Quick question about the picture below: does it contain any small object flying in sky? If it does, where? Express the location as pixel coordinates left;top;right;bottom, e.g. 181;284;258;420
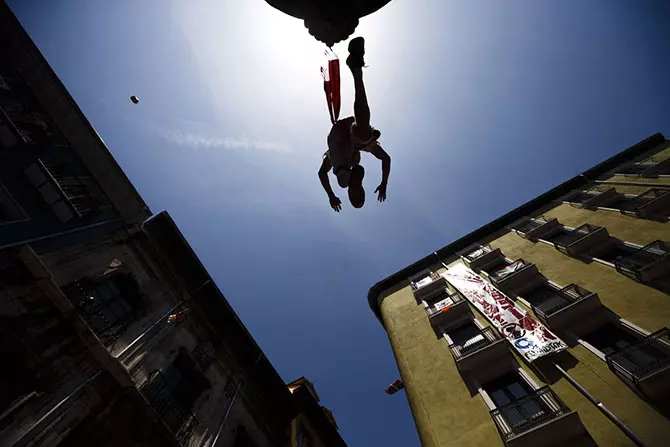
130;95;139;104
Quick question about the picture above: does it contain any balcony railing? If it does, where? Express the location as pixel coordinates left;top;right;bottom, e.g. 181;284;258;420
619;189;670;218
606;328;670;384
512;218;561;241
464;246;505;272
141;371;200;445
532;284;594;319
411;272;447;301
513;219;544;234
466;246;492;261
490;260;528;282
411;272;441;291
550;225;593;246
490;386;571;443
426;293;464;317
614;240;670;282
567;187;619;209
550;224;607;257
448;327;500;361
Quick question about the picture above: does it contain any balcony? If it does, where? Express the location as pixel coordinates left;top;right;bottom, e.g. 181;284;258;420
614;240;670;283
621;156;670;178
531;285;601;331
490;387;586;447
425;292;470;332
488;260;544;297
410;272;447;301
25;159;100;222
448;327;508;374
513;218;561;242
606;328;670;400
567;187;620;210
463;245;504;272
618;189;670;219
549;224;609;257
141;371;200;445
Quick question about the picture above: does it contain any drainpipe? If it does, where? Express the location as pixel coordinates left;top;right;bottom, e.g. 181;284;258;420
209;381;241;447
553;363;646;447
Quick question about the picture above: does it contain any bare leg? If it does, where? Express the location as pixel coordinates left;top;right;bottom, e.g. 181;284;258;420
351;67;371;138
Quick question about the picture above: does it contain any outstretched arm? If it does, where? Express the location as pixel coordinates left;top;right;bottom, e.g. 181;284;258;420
372;145;391;202
318;154;342;212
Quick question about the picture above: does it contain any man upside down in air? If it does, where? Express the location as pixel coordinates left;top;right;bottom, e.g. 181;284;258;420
318;37;391;212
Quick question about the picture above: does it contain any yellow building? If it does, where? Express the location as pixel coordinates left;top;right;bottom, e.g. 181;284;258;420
368;133;670;447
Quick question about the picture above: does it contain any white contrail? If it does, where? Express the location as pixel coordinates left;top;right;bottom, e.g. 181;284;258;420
156;127;291;153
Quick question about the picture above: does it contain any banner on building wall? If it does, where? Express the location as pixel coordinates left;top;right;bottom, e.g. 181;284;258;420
442;263;567;362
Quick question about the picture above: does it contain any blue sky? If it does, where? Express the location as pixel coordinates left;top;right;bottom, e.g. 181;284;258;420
9;0;670;445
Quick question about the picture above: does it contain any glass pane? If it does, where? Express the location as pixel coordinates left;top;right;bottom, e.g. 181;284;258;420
490;389;512;407
101;307;118;325
89;314;108;332
507;382;529;400
448;323;481;345
110;300;129;319
97;282;115;301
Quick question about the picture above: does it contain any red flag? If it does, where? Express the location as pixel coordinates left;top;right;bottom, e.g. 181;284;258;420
321;50;341;124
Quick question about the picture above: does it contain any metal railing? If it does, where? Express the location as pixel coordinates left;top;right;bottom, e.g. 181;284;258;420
466;246;492;261
490;386;570;443
448;327;500;361
141;371;199;445
606;328;670;384
532;284;594;319
490;260;528;282
426;293;463;317
566;186;612;207
618;189;669;214
550;224;601;249
410;272;441;291
614;240;668;281
513;219;544;234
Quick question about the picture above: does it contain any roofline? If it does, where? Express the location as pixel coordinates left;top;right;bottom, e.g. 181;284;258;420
367;132;666;327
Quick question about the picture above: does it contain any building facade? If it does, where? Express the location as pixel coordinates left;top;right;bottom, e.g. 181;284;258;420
287;377;346;447
1;3;301;446
0;1;149;253
368;133;670;447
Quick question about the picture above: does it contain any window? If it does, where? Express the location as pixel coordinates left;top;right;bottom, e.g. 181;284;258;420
164;349;211;410
523;284;569;312
448;322;484;347
485;373;545;429
65;274;144;344
446;321;501;360
593;243;639;264
141;350;208;441
0;182;27;224
582;323;640;356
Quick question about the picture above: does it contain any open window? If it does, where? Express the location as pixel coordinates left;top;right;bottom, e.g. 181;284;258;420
64;273;145;345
